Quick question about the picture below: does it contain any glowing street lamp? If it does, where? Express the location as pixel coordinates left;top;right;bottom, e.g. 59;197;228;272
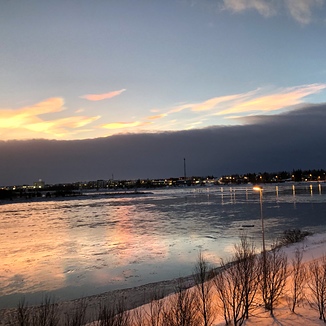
253;185;267;306
253;186;266;254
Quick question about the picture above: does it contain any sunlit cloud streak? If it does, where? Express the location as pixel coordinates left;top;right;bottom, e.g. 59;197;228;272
0;98;65;129
1;84;325;141
186;93;253;112
0;98;100;140
215;83;326;116
101;121;151;130
80;89;126;101
159;84;325;123
222;0;325;24
99;83;325;134
146;114;167;120
75;108;85;113
27;116;100;132
0;98;64;130
165;91;257;117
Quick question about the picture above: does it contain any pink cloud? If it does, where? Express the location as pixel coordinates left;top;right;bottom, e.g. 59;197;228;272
80;89;126;101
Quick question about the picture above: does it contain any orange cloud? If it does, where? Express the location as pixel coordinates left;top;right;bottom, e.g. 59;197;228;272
2;83;325;141
146;114;167;120
167;90;259;115
216;84;326;116
0;98;100;140
80;89;126;101
145;84;326;132
190;93;251;112
27;116;100;133
0;98;65;129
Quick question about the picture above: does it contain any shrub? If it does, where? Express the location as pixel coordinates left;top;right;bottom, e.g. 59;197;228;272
279;229;311;246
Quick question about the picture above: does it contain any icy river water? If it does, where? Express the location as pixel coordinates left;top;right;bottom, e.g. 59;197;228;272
1;183;326;308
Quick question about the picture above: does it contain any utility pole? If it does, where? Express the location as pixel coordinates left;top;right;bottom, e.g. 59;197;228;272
184;158;187;182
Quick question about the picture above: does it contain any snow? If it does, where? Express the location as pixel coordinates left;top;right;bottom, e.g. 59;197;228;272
130;232;326;326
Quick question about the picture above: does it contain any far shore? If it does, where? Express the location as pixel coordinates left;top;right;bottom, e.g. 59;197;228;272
0;189;154;204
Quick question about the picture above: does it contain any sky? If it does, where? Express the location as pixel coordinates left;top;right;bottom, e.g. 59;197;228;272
1;0;326;184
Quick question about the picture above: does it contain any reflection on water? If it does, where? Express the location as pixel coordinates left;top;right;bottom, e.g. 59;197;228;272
0;183;326;308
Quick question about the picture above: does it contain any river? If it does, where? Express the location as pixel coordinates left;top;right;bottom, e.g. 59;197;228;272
0;183;325;308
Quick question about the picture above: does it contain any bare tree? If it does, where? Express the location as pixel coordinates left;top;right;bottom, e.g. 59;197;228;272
288;247;306;313
162;279;199;326
112;299;131;326
30;296;59;326
214;236;259;326
193;251;215;326
131;306;145;326
259;247;287;316
143;290;165;326
8;297;31;326
214;261;245;325
307;256;326;321
233;235;260;319
97;302;116;326
97;298;130;326
64;298;88;326
7;296;60;326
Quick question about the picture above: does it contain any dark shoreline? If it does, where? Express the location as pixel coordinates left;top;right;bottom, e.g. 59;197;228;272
0;190;154;205
0;275;195;325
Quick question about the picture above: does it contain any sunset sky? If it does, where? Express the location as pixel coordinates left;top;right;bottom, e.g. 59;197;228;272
1;0;326;185
1;0;326;141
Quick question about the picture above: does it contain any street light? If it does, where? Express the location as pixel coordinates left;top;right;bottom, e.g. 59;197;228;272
253;186;266;254
253;185;267;308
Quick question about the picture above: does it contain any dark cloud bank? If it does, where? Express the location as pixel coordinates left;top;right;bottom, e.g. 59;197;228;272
1;104;325;186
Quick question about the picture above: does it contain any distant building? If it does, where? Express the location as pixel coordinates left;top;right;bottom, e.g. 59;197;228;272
33;179;45;189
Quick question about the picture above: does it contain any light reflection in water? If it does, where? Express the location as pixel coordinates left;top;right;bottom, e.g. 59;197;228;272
1;183;326;308
292;185;297;209
0;205;68;296
220;187;224;205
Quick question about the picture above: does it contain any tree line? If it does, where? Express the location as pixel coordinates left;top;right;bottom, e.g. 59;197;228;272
220;168;326;184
